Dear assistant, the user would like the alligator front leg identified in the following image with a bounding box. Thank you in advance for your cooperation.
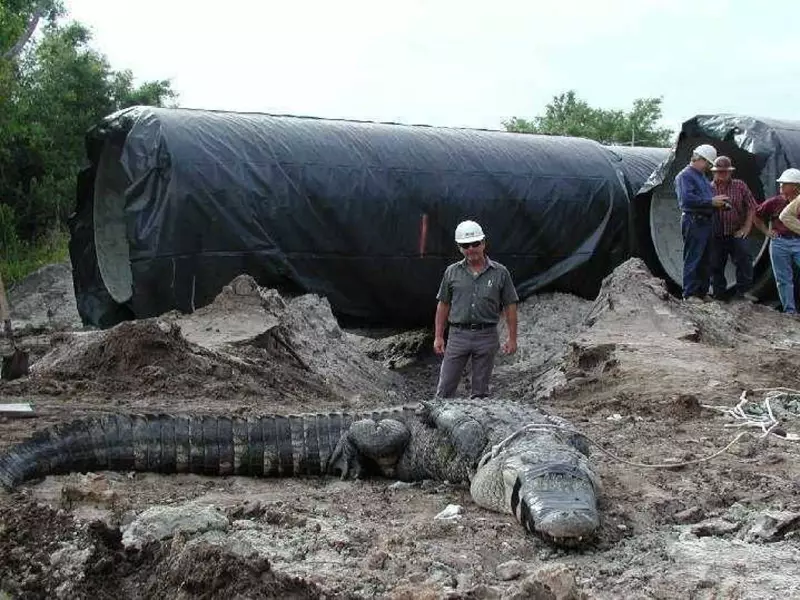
[417,400,488,465]
[328,418,411,480]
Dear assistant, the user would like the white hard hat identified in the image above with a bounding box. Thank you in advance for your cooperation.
[454,220,485,244]
[693,144,718,164]
[777,168,800,184]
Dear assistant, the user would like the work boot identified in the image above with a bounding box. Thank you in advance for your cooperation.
[683,296,704,305]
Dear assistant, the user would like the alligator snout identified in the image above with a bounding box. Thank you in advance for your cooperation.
[536,508,599,542]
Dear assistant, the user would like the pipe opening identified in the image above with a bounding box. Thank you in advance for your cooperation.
[94,140,134,304]
[649,137,770,291]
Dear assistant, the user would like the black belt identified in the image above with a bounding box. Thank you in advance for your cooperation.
[682,211,712,218]
[449,322,497,330]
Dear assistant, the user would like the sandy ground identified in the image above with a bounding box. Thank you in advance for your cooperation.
[1,259,799,599]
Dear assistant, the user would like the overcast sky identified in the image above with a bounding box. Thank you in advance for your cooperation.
[64,0,799,140]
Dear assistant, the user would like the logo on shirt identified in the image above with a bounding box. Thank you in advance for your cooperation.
[487,279,493,287]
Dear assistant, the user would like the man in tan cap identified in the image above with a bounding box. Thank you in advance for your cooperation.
[709,155,758,301]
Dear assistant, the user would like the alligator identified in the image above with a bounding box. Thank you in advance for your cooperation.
[0,398,600,546]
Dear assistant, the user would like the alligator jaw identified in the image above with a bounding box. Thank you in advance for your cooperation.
[471,450,600,547]
[515,467,600,546]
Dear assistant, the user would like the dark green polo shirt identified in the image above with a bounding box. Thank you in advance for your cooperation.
[436,258,519,325]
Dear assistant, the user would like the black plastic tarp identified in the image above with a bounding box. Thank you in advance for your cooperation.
[69,106,668,328]
[636,114,800,292]
[640,114,800,199]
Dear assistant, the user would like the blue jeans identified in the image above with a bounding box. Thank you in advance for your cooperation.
[769,236,800,313]
[710,236,754,297]
[682,213,712,298]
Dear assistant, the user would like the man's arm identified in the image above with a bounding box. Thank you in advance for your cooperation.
[754,199,778,239]
[779,196,800,235]
[736,183,757,237]
[752,215,775,238]
[433,301,450,355]
[499,269,519,354]
[676,170,725,210]
[502,303,518,354]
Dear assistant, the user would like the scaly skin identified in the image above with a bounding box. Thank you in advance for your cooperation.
[0,399,600,546]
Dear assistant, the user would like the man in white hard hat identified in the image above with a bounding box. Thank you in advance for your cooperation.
[708,156,758,302]
[752,168,800,313]
[433,220,518,399]
[674,144,731,303]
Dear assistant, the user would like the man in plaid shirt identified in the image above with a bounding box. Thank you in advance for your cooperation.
[709,156,758,301]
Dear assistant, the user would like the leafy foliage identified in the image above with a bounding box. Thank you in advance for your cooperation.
[0,9,176,281]
[504,90,673,148]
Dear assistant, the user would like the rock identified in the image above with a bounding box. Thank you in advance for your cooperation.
[742,511,800,543]
[434,504,464,520]
[462,584,503,599]
[365,549,389,570]
[424,561,456,588]
[121,503,229,550]
[502,564,582,600]
[456,572,474,590]
[389,481,415,491]
[425,567,456,588]
[496,559,526,581]
[690,518,740,537]
[674,506,705,524]
[232,519,258,530]
[389,584,442,600]
[48,542,93,599]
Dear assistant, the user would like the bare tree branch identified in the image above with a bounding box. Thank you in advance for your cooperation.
[3,6,45,61]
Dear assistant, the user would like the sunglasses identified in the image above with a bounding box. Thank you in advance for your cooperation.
[459,241,482,249]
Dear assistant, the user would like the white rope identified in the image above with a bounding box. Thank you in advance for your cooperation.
[702,388,799,439]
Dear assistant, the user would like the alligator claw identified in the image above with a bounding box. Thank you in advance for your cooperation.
[328,437,363,480]
[416,400,437,425]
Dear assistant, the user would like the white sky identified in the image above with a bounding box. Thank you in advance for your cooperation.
[64,0,800,140]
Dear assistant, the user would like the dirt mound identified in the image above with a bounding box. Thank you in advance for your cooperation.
[167,275,405,402]
[7,262,82,332]
[491,292,594,401]
[3,275,405,408]
[145,541,324,599]
[12,316,336,406]
[0,494,326,600]
[39,320,202,378]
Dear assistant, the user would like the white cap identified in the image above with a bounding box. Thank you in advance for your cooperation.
[777,168,800,184]
[454,220,485,244]
[693,144,718,164]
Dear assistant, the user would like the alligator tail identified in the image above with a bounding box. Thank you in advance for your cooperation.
[0,407,416,490]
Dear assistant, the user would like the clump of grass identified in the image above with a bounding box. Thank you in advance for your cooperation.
[0,227,69,285]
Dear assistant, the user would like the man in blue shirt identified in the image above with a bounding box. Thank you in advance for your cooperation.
[674,144,731,302]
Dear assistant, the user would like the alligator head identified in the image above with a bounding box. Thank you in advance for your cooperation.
[469,436,600,546]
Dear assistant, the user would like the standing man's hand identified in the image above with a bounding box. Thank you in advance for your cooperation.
[711,195,730,208]
[734,227,750,238]
[502,339,517,354]
[765,229,778,239]
[433,336,445,355]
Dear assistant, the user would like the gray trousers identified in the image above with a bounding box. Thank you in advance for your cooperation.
[435,327,500,399]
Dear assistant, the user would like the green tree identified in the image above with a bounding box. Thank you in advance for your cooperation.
[0,8,177,282]
[504,90,673,148]
[0,0,63,60]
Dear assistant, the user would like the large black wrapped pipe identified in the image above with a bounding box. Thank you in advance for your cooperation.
[637,115,800,299]
[69,106,667,329]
